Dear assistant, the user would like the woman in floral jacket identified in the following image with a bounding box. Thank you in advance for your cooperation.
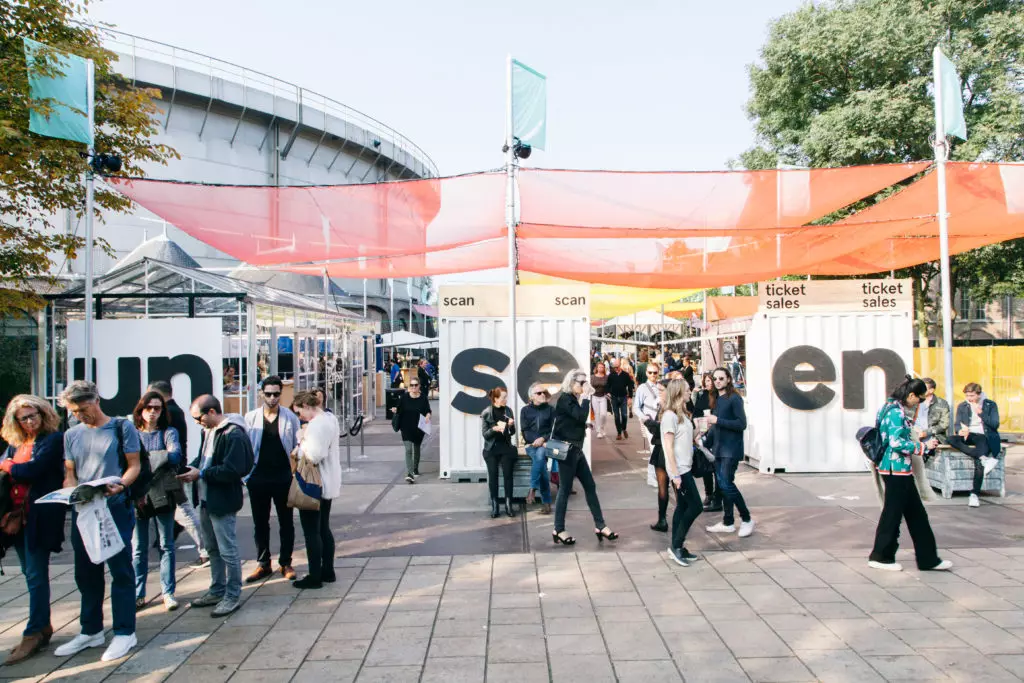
[869,376,952,573]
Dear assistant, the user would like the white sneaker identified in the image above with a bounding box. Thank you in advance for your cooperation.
[968,494,980,508]
[929,560,953,571]
[868,560,903,572]
[738,520,756,538]
[981,456,998,475]
[164,594,180,611]
[100,633,137,662]
[706,522,736,534]
[54,632,105,657]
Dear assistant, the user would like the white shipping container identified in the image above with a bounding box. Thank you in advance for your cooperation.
[746,310,914,473]
[439,316,592,479]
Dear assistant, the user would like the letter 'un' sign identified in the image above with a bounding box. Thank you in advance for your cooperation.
[450,345,578,415]
[772,345,906,411]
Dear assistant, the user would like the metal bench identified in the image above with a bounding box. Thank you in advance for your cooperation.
[924,444,1007,499]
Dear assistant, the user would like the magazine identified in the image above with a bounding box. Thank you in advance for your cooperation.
[36,476,123,505]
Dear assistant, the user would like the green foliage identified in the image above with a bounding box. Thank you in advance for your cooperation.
[1,0,178,315]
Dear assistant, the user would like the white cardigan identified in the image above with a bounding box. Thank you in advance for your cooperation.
[299,413,342,500]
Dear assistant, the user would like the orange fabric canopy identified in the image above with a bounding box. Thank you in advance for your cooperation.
[707,296,759,321]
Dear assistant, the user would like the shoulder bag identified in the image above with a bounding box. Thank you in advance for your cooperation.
[287,454,322,511]
[542,414,570,461]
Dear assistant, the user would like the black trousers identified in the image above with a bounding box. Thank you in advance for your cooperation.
[610,396,629,435]
[298,498,334,581]
[948,433,990,495]
[870,474,941,569]
[554,446,606,533]
[247,479,294,568]
[484,447,517,500]
[672,473,703,552]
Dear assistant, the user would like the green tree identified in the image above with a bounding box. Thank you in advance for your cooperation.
[1,0,177,315]
[740,0,1024,344]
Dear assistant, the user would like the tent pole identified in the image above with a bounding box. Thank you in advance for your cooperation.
[660,303,666,364]
[933,45,956,415]
[83,58,96,383]
[505,54,519,412]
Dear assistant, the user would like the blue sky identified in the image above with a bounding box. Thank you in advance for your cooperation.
[88,0,807,176]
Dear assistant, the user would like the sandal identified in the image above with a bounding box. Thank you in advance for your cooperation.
[552,531,576,546]
[595,527,619,541]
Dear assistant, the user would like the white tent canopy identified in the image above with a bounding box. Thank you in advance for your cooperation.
[376,330,438,348]
[598,309,684,330]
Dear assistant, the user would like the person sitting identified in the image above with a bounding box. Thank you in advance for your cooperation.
[947,382,1001,508]
[913,378,950,452]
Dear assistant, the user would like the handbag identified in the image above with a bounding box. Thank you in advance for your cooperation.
[287,455,322,511]
[542,416,571,462]
[391,407,401,433]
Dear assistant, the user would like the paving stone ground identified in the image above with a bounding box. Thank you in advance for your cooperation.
[1,405,1022,682]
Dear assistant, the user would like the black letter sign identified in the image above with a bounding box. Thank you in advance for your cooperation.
[772,345,837,410]
[450,348,509,414]
[516,346,579,403]
[841,349,906,410]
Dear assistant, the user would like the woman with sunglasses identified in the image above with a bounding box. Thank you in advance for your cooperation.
[551,369,618,545]
[0,395,65,664]
[590,361,610,439]
[131,390,182,611]
[391,377,431,483]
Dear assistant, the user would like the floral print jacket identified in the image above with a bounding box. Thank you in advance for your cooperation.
[877,399,925,476]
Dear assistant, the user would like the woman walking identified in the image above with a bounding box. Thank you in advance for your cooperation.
[481,388,517,518]
[131,391,182,611]
[869,377,952,572]
[391,377,431,483]
[552,369,618,546]
[291,391,341,589]
[705,367,755,538]
[0,395,65,664]
[661,380,704,566]
[590,362,610,439]
[692,373,720,511]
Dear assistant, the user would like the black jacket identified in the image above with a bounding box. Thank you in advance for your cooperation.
[954,399,1001,457]
[166,399,189,467]
[710,392,746,461]
[692,390,712,417]
[481,405,516,453]
[2,432,65,554]
[606,370,634,399]
[520,402,555,444]
[191,421,253,516]
[552,393,589,445]
[682,365,695,390]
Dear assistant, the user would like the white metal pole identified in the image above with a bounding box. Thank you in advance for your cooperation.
[363,278,367,318]
[83,58,96,383]
[323,268,329,311]
[505,54,519,414]
[389,278,394,333]
[407,277,413,332]
[660,303,666,363]
[933,45,956,411]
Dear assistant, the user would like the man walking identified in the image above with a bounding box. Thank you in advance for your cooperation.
[681,353,695,390]
[243,376,300,582]
[55,381,140,662]
[179,395,253,617]
[606,358,635,441]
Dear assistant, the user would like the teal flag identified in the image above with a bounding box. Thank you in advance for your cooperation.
[933,46,967,141]
[511,59,546,151]
[23,37,93,145]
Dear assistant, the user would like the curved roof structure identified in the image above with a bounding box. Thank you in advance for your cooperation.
[109,233,200,272]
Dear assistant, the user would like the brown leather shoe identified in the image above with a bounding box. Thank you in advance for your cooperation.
[40,624,53,647]
[245,565,273,583]
[280,565,297,581]
[5,632,44,665]
[539,503,551,515]
[623,430,629,438]
[616,434,623,441]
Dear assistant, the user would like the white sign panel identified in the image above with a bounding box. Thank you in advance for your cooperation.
[67,318,223,462]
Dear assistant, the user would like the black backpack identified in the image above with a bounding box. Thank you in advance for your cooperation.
[856,404,897,466]
[114,418,154,502]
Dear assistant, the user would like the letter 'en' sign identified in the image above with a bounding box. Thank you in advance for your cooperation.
[759,279,912,313]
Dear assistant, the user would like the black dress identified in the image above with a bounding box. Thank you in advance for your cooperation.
[397,392,431,445]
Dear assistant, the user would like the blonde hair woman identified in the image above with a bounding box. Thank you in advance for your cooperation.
[660,380,703,566]
[0,396,65,664]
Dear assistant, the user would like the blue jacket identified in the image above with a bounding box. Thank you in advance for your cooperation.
[954,398,1001,457]
[2,432,66,553]
[710,392,746,460]
[243,406,300,482]
[520,402,555,444]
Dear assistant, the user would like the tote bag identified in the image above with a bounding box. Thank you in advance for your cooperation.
[76,498,125,564]
[287,456,322,511]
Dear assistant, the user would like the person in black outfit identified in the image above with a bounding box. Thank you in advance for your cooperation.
[392,378,432,483]
[691,373,721,511]
[552,369,618,546]
[644,382,670,532]
[520,384,555,514]
[606,358,635,440]
[481,387,517,518]
[681,354,696,390]
[705,367,754,538]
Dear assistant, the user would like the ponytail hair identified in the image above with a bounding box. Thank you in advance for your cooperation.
[889,375,927,405]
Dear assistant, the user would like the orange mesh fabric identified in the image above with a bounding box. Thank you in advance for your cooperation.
[285,239,508,279]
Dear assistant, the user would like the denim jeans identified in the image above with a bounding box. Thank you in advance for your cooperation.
[610,396,629,435]
[70,494,136,636]
[14,535,51,636]
[199,507,241,602]
[716,457,750,526]
[133,511,176,599]
[525,446,551,504]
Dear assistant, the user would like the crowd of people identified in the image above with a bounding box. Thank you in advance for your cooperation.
[0,377,341,665]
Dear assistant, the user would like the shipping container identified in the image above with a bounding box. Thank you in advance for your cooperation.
[439,316,592,480]
[746,310,914,473]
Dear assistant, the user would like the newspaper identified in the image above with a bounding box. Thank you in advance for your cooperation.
[36,476,123,505]
[418,414,432,436]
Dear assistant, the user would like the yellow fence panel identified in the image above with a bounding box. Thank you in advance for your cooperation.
[915,347,1024,433]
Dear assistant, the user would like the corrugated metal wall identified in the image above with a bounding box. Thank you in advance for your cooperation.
[748,311,914,473]
[439,317,591,479]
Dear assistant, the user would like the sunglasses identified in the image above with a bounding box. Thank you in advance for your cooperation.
[713,377,728,382]
[16,412,40,424]
[143,404,163,412]
[263,391,281,398]
[192,415,205,424]
[409,383,420,387]
[647,371,659,375]
[534,391,548,396]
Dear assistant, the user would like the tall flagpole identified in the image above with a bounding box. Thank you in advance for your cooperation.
[933,45,955,413]
[83,58,96,383]
[505,55,518,413]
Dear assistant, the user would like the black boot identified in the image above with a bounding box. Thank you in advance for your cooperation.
[490,499,500,518]
[704,495,723,513]
[650,518,668,532]
[505,499,516,517]
[702,494,712,509]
